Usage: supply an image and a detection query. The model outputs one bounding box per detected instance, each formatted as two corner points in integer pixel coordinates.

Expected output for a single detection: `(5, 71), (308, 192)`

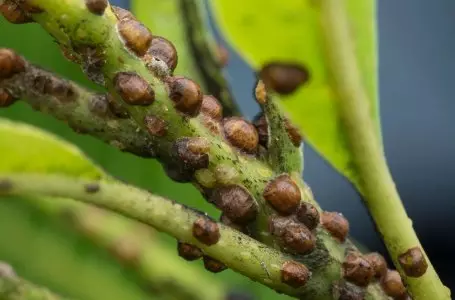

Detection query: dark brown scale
(88, 94), (110, 117)
(0, 1), (33, 24)
(200, 114), (222, 135)
(0, 48), (25, 79)
(167, 76), (203, 116)
(85, 0), (108, 15)
(16, 0), (43, 13)
(172, 137), (209, 173)
(381, 270), (407, 298)
(192, 216), (220, 246)
(146, 36), (178, 72)
(253, 114), (268, 148)
(398, 247), (428, 278)
(259, 62), (310, 95)
(295, 202), (320, 230)
(177, 242), (203, 261)
(38, 76), (75, 103)
(321, 211), (349, 242)
(0, 88), (16, 107)
(280, 261), (310, 288)
(114, 72), (155, 106)
(269, 216), (315, 254)
(203, 256), (227, 273)
(365, 252), (387, 279)
(117, 19), (153, 56)
(263, 174), (301, 215)
(223, 117), (259, 153)
(112, 6), (135, 21)
(285, 119), (303, 147)
(144, 115), (167, 137)
(201, 95), (223, 121)
(210, 185), (257, 224)
(343, 252), (374, 287)
(84, 183), (100, 194)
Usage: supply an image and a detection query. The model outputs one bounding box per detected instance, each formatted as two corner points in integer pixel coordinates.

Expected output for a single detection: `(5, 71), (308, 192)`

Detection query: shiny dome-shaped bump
(201, 95), (223, 121)
(117, 19), (153, 56)
(146, 36), (178, 72)
(254, 79), (267, 105)
(114, 72), (155, 106)
(269, 216), (315, 254)
(85, 0), (107, 15)
(295, 202), (320, 230)
(112, 5), (135, 21)
(285, 119), (303, 147)
(343, 252), (375, 287)
(144, 115), (167, 137)
(167, 76), (203, 116)
(253, 113), (268, 148)
(223, 117), (259, 153)
(321, 211), (349, 242)
(280, 261), (310, 288)
(172, 137), (210, 173)
(177, 242), (203, 261)
(210, 185), (258, 224)
(0, 48), (25, 79)
(0, 88), (16, 107)
(263, 174), (301, 215)
(203, 256), (227, 273)
(381, 270), (407, 298)
(365, 252), (387, 279)
(259, 62), (310, 95)
(192, 216), (220, 246)
(398, 247), (428, 278)
(0, 1), (33, 24)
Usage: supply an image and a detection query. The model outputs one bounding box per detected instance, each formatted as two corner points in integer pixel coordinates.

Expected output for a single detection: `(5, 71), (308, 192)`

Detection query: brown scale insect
(398, 246), (428, 278)
(263, 174), (301, 215)
(321, 211), (349, 242)
(203, 256), (227, 273)
(85, 0), (108, 15)
(210, 185), (258, 224)
(34, 76), (75, 103)
(146, 36), (178, 72)
(280, 261), (310, 288)
(200, 95), (223, 121)
(343, 251), (375, 287)
(0, 1), (33, 24)
(364, 252), (387, 279)
(172, 137), (209, 173)
(192, 216), (220, 246)
(295, 202), (320, 230)
(259, 62), (310, 95)
(117, 19), (153, 56)
(284, 119), (303, 147)
(253, 114), (268, 148)
(223, 117), (259, 153)
(381, 270), (407, 298)
(0, 48), (25, 79)
(177, 242), (203, 261)
(16, 0), (43, 13)
(254, 80), (267, 105)
(269, 216), (315, 254)
(167, 76), (203, 116)
(144, 115), (167, 137)
(88, 94), (110, 117)
(0, 88), (16, 107)
(114, 72), (155, 106)
(112, 6), (135, 21)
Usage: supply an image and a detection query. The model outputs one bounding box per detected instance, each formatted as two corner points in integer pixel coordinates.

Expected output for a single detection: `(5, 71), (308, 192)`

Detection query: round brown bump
(203, 256), (227, 273)
(216, 44), (229, 67)
(280, 261), (310, 288)
(210, 185), (258, 224)
(285, 119), (303, 147)
(88, 94), (109, 117)
(0, 1), (33, 24)
(146, 36), (178, 72)
(295, 202), (320, 230)
(177, 242), (203, 261)
(117, 19), (153, 56)
(201, 95), (223, 121)
(364, 252), (387, 279)
(321, 211), (349, 242)
(172, 137), (209, 172)
(343, 252), (374, 287)
(144, 115), (167, 137)
(223, 117), (259, 153)
(112, 6), (135, 21)
(253, 114), (268, 148)
(381, 270), (407, 298)
(167, 76), (203, 116)
(269, 216), (315, 254)
(84, 183), (100, 194)
(259, 62), (310, 95)
(38, 76), (75, 103)
(114, 72), (155, 106)
(0, 48), (25, 79)
(254, 80), (267, 105)
(192, 216), (220, 246)
(398, 247), (428, 278)
(85, 0), (108, 15)
(0, 88), (16, 107)
(263, 174), (301, 215)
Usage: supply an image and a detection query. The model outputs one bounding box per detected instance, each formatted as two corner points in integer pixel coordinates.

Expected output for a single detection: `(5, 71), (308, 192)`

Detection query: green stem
(321, 1), (450, 299)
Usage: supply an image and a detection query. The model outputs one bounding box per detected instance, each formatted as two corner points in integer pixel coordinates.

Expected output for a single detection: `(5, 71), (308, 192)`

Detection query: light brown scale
(381, 270), (407, 298)
(280, 261), (310, 288)
(117, 19), (153, 56)
(0, 48), (25, 79)
(210, 185), (257, 224)
(0, 1), (33, 24)
(259, 62), (310, 95)
(192, 216), (220, 246)
(144, 115), (167, 137)
(146, 36), (178, 72)
(223, 117), (259, 153)
(263, 174), (301, 215)
(398, 247), (428, 278)
(114, 72), (155, 106)
(321, 211), (349, 242)
(269, 216), (316, 255)
(112, 6), (136, 21)
(364, 252), (387, 279)
(177, 242), (203, 261)
(167, 76), (203, 116)
(201, 95), (223, 121)
(285, 119), (303, 147)
(172, 137), (209, 173)
(295, 202), (320, 230)
(254, 79), (267, 105)
(85, 0), (108, 15)
(343, 251), (375, 287)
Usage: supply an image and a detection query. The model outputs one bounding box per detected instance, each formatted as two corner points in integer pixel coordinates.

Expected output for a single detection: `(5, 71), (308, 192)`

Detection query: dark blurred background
(1, 0), (454, 298)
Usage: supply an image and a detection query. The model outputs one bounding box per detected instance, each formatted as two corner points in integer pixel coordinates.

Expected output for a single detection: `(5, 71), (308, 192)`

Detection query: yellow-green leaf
(210, 0), (379, 188)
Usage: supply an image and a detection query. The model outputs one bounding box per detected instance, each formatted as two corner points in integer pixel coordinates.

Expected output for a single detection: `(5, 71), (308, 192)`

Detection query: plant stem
(320, 0), (450, 299)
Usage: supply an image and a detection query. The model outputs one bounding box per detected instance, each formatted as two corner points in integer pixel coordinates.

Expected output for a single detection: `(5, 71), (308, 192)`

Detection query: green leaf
(210, 0), (379, 188)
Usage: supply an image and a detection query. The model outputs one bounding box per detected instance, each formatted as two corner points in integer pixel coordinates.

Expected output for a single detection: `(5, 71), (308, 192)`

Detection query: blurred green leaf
(210, 0), (378, 188)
